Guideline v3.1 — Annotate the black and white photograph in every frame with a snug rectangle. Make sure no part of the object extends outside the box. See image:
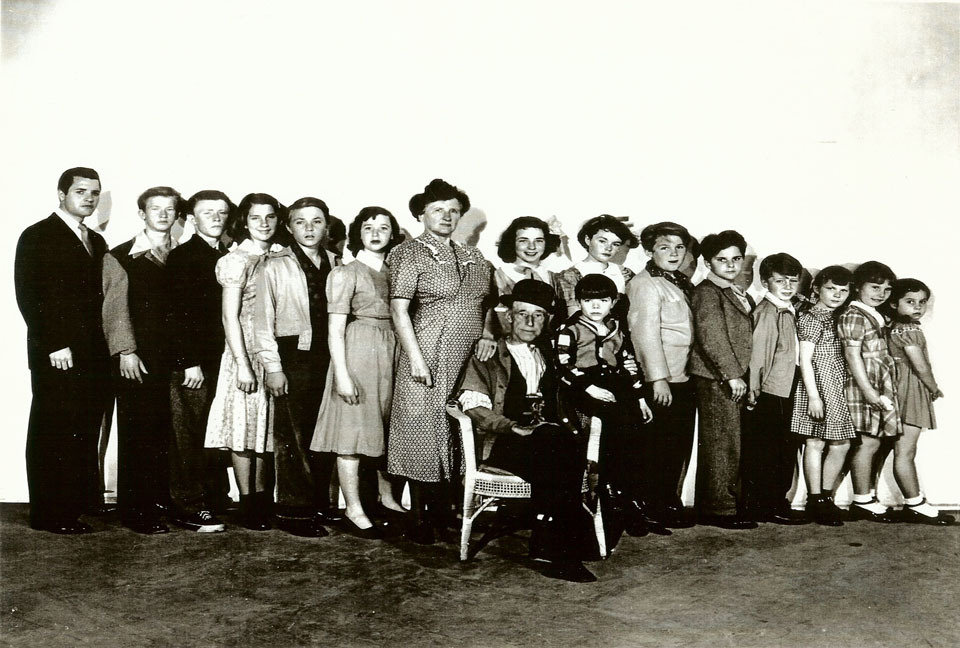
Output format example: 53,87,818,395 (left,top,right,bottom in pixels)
1,1,958,646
